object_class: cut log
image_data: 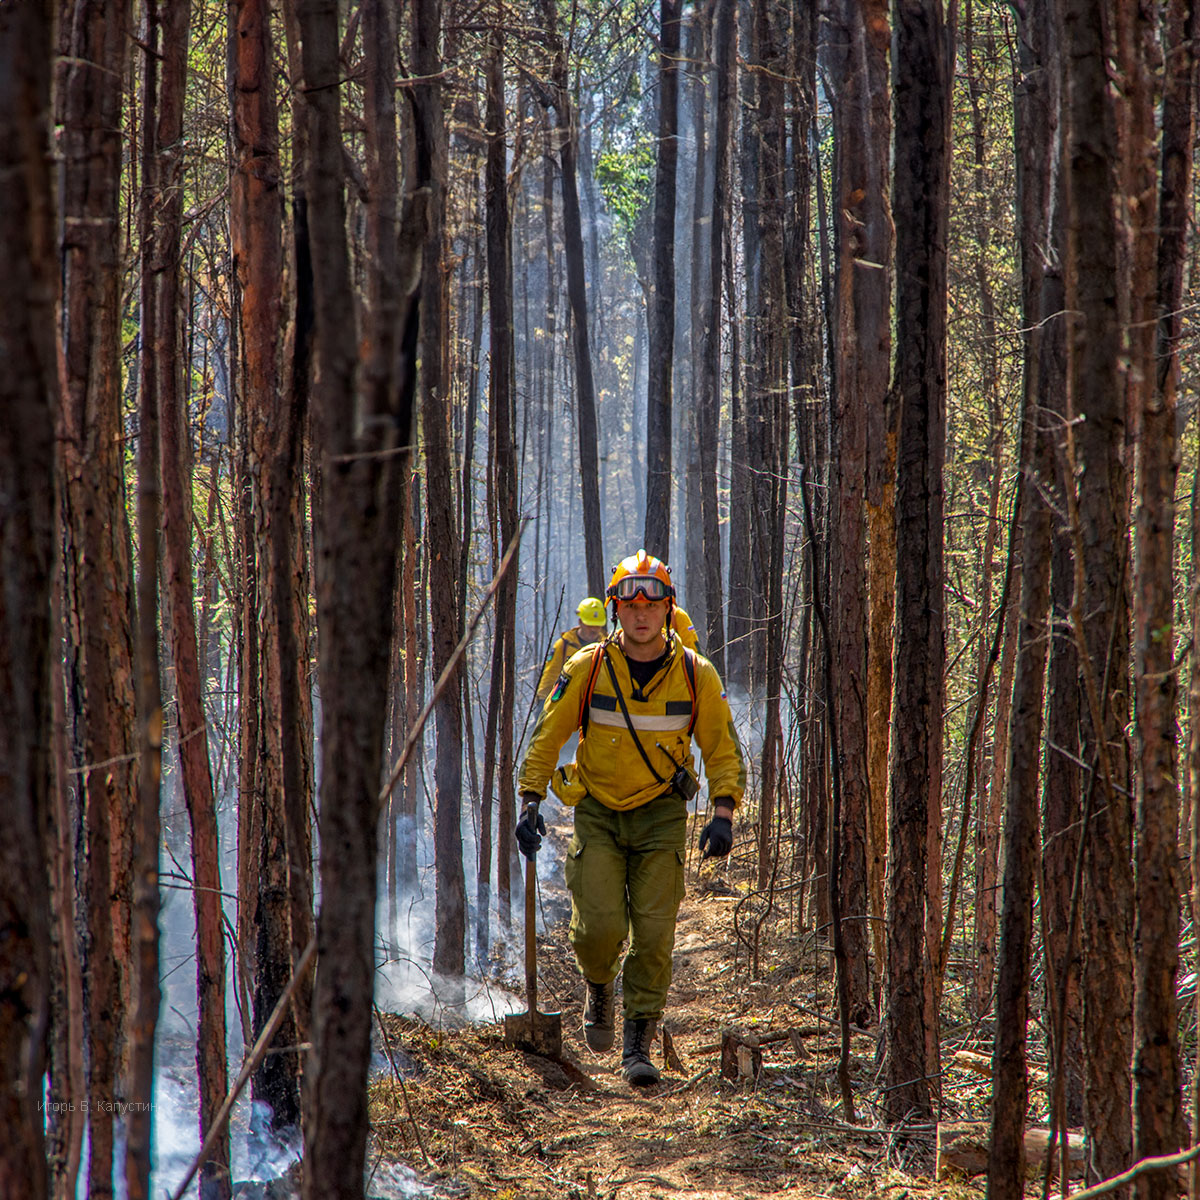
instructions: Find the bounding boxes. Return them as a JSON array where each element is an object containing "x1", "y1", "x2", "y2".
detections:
[
  {"x1": 951, "y1": 1050, "x2": 993, "y2": 1077},
  {"x1": 935, "y1": 1122, "x2": 1086, "y2": 1180}
]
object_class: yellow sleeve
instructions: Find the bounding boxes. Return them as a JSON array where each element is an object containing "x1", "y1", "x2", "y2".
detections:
[
  {"x1": 691, "y1": 656, "x2": 745, "y2": 806},
  {"x1": 519, "y1": 648, "x2": 598, "y2": 798},
  {"x1": 672, "y1": 605, "x2": 699, "y2": 652},
  {"x1": 535, "y1": 636, "x2": 568, "y2": 700}
]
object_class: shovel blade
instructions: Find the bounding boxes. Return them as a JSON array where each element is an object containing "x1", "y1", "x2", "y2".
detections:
[{"x1": 504, "y1": 1009, "x2": 563, "y2": 1058}]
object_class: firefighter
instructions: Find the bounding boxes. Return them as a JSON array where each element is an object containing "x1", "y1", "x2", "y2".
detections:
[
  {"x1": 535, "y1": 596, "x2": 607, "y2": 700},
  {"x1": 516, "y1": 550, "x2": 745, "y2": 1086}
]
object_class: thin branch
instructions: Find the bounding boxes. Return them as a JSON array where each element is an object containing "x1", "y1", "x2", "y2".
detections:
[
  {"x1": 168, "y1": 937, "x2": 317, "y2": 1200},
  {"x1": 1066, "y1": 1143, "x2": 1200, "y2": 1200},
  {"x1": 372, "y1": 1004, "x2": 433, "y2": 1167},
  {"x1": 377, "y1": 521, "x2": 525, "y2": 817}
]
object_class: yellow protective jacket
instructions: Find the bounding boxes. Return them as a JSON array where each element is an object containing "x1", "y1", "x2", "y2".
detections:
[
  {"x1": 519, "y1": 633, "x2": 745, "y2": 812},
  {"x1": 536, "y1": 627, "x2": 588, "y2": 700}
]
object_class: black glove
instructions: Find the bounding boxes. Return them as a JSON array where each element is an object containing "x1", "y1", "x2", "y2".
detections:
[
  {"x1": 698, "y1": 815, "x2": 733, "y2": 860},
  {"x1": 515, "y1": 800, "x2": 547, "y2": 860}
]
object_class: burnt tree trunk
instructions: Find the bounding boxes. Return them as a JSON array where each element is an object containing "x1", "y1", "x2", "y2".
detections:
[
  {"x1": 290, "y1": 0, "x2": 419, "y2": 1186},
  {"x1": 858, "y1": 9, "x2": 894, "y2": 987},
  {"x1": 1061, "y1": 0, "x2": 1134, "y2": 1178},
  {"x1": 1039, "y1": 34, "x2": 1082, "y2": 1120},
  {"x1": 684, "y1": 7, "x2": 710, "y2": 639},
  {"x1": 746, "y1": 0, "x2": 787, "y2": 878},
  {"x1": 153, "y1": 0, "x2": 230, "y2": 1190},
  {"x1": 822, "y1": 0, "x2": 890, "y2": 1028},
  {"x1": 725, "y1": 5, "x2": 751, "y2": 691},
  {"x1": 57, "y1": 0, "x2": 136, "y2": 1187},
  {"x1": 128, "y1": 11, "x2": 166, "y2": 1194},
  {"x1": 365, "y1": 0, "x2": 402, "y2": 946},
  {"x1": 411, "y1": 0, "x2": 466, "y2": 980},
  {"x1": 543, "y1": 0, "x2": 605, "y2": 597},
  {"x1": 988, "y1": 1, "x2": 1060, "y2": 1190},
  {"x1": 0, "y1": 1, "x2": 56, "y2": 1190},
  {"x1": 644, "y1": 0, "x2": 680, "y2": 559},
  {"x1": 231, "y1": 0, "x2": 303, "y2": 1130},
  {"x1": 883, "y1": 0, "x2": 950, "y2": 1124},
  {"x1": 1131, "y1": 0, "x2": 1194, "y2": 1182},
  {"x1": 487, "y1": 30, "x2": 521, "y2": 947},
  {"x1": 696, "y1": 0, "x2": 732, "y2": 677}
]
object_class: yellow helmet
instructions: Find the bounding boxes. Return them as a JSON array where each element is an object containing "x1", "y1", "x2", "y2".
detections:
[
  {"x1": 606, "y1": 550, "x2": 675, "y2": 606},
  {"x1": 576, "y1": 596, "x2": 607, "y2": 627}
]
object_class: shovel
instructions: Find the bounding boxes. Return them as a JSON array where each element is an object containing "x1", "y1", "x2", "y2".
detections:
[{"x1": 503, "y1": 848, "x2": 562, "y2": 1057}]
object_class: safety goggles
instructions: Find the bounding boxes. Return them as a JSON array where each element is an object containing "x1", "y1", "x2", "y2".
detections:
[{"x1": 612, "y1": 574, "x2": 670, "y2": 602}]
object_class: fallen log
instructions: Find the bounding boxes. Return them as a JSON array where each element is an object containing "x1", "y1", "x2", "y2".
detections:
[
  {"x1": 949, "y1": 1049, "x2": 1048, "y2": 1085},
  {"x1": 696, "y1": 1024, "x2": 876, "y2": 1056},
  {"x1": 935, "y1": 1122, "x2": 1086, "y2": 1180}
]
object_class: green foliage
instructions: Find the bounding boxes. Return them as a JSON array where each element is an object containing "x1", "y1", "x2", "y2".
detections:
[{"x1": 594, "y1": 134, "x2": 654, "y2": 249}]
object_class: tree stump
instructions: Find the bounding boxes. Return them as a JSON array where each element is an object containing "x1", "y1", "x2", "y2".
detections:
[{"x1": 720, "y1": 1029, "x2": 762, "y2": 1081}]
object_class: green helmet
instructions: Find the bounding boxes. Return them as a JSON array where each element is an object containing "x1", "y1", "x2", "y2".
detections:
[{"x1": 577, "y1": 596, "x2": 607, "y2": 627}]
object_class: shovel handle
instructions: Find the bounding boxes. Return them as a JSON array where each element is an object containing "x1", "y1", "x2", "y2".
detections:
[{"x1": 525, "y1": 854, "x2": 537, "y2": 1011}]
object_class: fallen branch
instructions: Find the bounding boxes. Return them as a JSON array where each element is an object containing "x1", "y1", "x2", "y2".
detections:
[
  {"x1": 692, "y1": 1024, "x2": 876, "y2": 1055},
  {"x1": 373, "y1": 1004, "x2": 432, "y2": 1167},
  {"x1": 1066, "y1": 1143, "x2": 1200, "y2": 1200}
]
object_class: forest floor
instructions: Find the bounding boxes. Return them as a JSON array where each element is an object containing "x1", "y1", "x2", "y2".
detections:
[{"x1": 364, "y1": 809, "x2": 1005, "y2": 1200}]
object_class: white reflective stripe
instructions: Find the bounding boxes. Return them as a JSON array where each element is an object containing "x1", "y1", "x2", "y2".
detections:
[{"x1": 588, "y1": 708, "x2": 690, "y2": 732}]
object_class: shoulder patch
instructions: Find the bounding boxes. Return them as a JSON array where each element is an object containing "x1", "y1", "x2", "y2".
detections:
[{"x1": 550, "y1": 672, "x2": 571, "y2": 702}]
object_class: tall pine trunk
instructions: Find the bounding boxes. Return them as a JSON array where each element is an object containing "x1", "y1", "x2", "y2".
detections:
[
  {"x1": 1061, "y1": 0, "x2": 1134, "y2": 1177},
  {"x1": 821, "y1": 0, "x2": 889, "y2": 1026},
  {"x1": 58, "y1": 0, "x2": 136, "y2": 1187},
  {"x1": 883, "y1": 0, "x2": 950, "y2": 1123},
  {"x1": 411, "y1": 0, "x2": 466, "y2": 980},
  {"x1": 0, "y1": 0, "x2": 56, "y2": 1190},
  {"x1": 987, "y1": 2, "x2": 1061, "y2": 1188},
  {"x1": 1132, "y1": 0, "x2": 1193, "y2": 1180},
  {"x1": 151, "y1": 0, "x2": 230, "y2": 1189},
  {"x1": 231, "y1": 0, "x2": 304, "y2": 1129},
  {"x1": 129, "y1": 12, "x2": 166, "y2": 1193},
  {"x1": 644, "y1": 0, "x2": 680, "y2": 558},
  {"x1": 291, "y1": 0, "x2": 418, "y2": 1185},
  {"x1": 696, "y1": 0, "x2": 732, "y2": 677}
]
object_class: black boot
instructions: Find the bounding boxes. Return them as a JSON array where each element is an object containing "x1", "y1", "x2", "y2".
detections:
[
  {"x1": 583, "y1": 979, "x2": 615, "y2": 1051},
  {"x1": 621, "y1": 1018, "x2": 660, "y2": 1086}
]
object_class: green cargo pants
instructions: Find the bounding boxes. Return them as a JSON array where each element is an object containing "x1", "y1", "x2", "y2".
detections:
[{"x1": 564, "y1": 791, "x2": 687, "y2": 1022}]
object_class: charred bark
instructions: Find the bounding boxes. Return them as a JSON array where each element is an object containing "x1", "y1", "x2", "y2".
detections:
[
  {"x1": 543, "y1": 2, "x2": 605, "y2": 598},
  {"x1": 289, "y1": 0, "x2": 419, "y2": 1186},
  {"x1": 409, "y1": 0, "x2": 466, "y2": 981},
  {"x1": 148, "y1": 0, "x2": 230, "y2": 1191},
  {"x1": 988, "y1": 3, "x2": 1060, "y2": 1190},
  {"x1": 0, "y1": 1, "x2": 56, "y2": 1190},
  {"x1": 57, "y1": 0, "x2": 136, "y2": 1186},
  {"x1": 128, "y1": 11, "x2": 166, "y2": 1193},
  {"x1": 1131, "y1": 0, "x2": 1194, "y2": 1184},
  {"x1": 696, "y1": 0, "x2": 732, "y2": 677},
  {"x1": 644, "y1": 0, "x2": 681, "y2": 559},
  {"x1": 1061, "y1": 0, "x2": 1134, "y2": 1178},
  {"x1": 882, "y1": 0, "x2": 950, "y2": 1124},
  {"x1": 821, "y1": 0, "x2": 889, "y2": 1027},
  {"x1": 231, "y1": 0, "x2": 303, "y2": 1130}
]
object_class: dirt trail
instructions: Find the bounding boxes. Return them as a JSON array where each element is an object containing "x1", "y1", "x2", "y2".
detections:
[{"x1": 371, "y1": 813, "x2": 986, "y2": 1200}]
